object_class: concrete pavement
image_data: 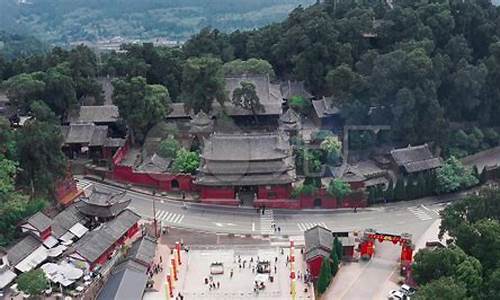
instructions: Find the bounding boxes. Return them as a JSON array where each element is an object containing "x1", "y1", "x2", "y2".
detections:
[{"x1": 77, "y1": 179, "x2": 447, "y2": 242}]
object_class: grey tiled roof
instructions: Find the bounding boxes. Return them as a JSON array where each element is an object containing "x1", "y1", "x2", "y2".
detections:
[
  {"x1": 201, "y1": 160, "x2": 291, "y2": 175},
  {"x1": 26, "y1": 212, "x2": 52, "y2": 232},
  {"x1": 128, "y1": 236, "x2": 157, "y2": 266},
  {"x1": 304, "y1": 225, "x2": 333, "y2": 257},
  {"x1": 220, "y1": 75, "x2": 283, "y2": 116},
  {"x1": 136, "y1": 154, "x2": 171, "y2": 173},
  {"x1": 280, "y1": 80, "x2": 313, "y2": 99},
  {"x1": 312, "y1": 97, "x2": 340, "y2": 119},
  {"x1": 201, "y1": 133, "x2": 290, "y2": 161},
  {"x1": 197, "y1": 132, "x2": 295, "y2": 186},
  {"x1": 304, "y1": 247, "x2": 330, "y2": 262},
  {"x1": 82, "y1": 188, "x2": 128, "y2": 206},
  {"x1": 62, "y1": 124, "x2": 109, "y2": 146},
  {"x1": 89, "y1": 126, "x2": 109, "y2": 146},
  {"x1": 69, "y1": 105, "x2": 119, "y2": 124},
  {"x1": 104, "y1": 138, "x2": 126, "y2": 148},
  {"x1": 51, "y1": 204, "x2": 87, "y2": 238},
  {"x1": 280, "y1": 108, "x2": 300, "y2": 124},
  {"x1": 73, "y1": 209, "x2": 140, "y2": 262},
  {"x1": 390, "y1": 144, "x2": 442, "y2": 173},
  {"x1": 97, "y1": 260, "x2": 148, "y2": 300},
  {"x1": 7, "y1": 235, "x2": 42, "y2": 266},
  {"x1": 196, "y1": 173, "x2": 295, "y2": 186}
]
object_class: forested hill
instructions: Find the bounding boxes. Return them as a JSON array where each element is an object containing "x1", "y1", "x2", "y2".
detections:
[
  {"x1": 1, "y1": 0, "x2": 315, "y2": 44},
  {"x1": 184, "y1": 0, "x2": 500, "y2": 148}
]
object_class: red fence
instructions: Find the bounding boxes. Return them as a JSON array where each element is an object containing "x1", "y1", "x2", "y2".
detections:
[
  {"x1": 298, "y1": 189, "x2": 367, "y2": 209},
  {"x1": 111, "y1": 140, "x2": 193, "y2": 192}
]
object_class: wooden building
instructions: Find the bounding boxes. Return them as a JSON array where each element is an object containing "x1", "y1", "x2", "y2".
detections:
[
  {"x1": 195, "y1": 132, "x2": 295, "y2": 206},
  {"x1": 390, "y1": 144, "x2": 442, "y2": 175}
]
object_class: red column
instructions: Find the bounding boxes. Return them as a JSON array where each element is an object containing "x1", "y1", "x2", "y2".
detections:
[
  {"x1": 167, "y1": 274, "x2": 173, "y2": 297},
  {"x1": 171, "y1": 258, "x2": 178, "y2": 281},
  {"x1": 176, "y1": 242, "x2": 182, "y2": 265}
]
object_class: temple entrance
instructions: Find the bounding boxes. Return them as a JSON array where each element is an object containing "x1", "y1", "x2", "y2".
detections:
[
  {"x1": 171, "y1": 179, "x2": 179, "y2": 190},
  {"x1": 313, "y1": 198, "x2": 322, "y2": 208},
  {"x1": 237, "y1": 186, "x2": 257, "y2": 206},
  {"x1": 358, "y1": 229, "x2": 414, "y2": 276}
]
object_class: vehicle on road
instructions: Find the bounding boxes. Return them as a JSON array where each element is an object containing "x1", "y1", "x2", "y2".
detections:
[
  {"x1": 388, "y1": 289, "x2": 410, "y2": 300},
  {"x1": 400, "y1": 284, "x2": 416, "y2": 295}
]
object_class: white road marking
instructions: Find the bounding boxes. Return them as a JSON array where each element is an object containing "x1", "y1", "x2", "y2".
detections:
[
  {"x1": 297, "y1": 222, "x2": 329, "y2": 232},
  {"x1": 408, "y1": 206, "x2": 432, "y2": 221},
  {"x1": 252, "y1": 222, "x2": 255, "y2": 232},
  {"x1": 155, "y1": 210, "x2": 184, "y2": 224}
]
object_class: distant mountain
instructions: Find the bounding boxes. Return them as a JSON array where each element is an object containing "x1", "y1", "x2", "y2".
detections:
[
  {"x1": 1, "y1": 0, "x2": 316, "y2": 45},
  {"x1": 0, "y1": 31, "x2": 47, "y2": 60}
]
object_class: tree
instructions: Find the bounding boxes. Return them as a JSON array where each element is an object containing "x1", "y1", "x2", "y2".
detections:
[
  {"x1": 41, "y1": 66, "x2": 78, "y2": 118},
  {"x1": 222, "y1": 58, "x2": 275, "y2": 78},
  {"x1": 327, "y1": 179, "x2": 352, "y2": 200},
  {"x1": 112, "y1": 76, "x2": 171, "y2": 143},
  {"x1": 231, "y1": 81, "x2": 264, "y2": 119},
  {"x1": 0, "y1": 196, "x2": 47, "y2": 246},
  {"x1": 15, "y1": 120, "x2": 67, "y2": 196},
  {"x1": 413, "y1": 277, "x2": 467, "y2": 300},
  {"x1": 334, "y1": 236, "x2": 343, "y2": 261},
  {"x1": 435, "y1": 156, "x2": 479, "y2": 194},
  {"x1": 288, "y1": 96, "x2": 311, "y2": 115},
  {"x1": 180, "y1": 56, "x2": 227, "y2": 113},
  {"x1": 29, "y1": 100, "x2": 58, "y2": 124},
  {"x1": 295, "y1": 148, "x2": 322, "y2": 176},
  {"x1": 317, "y1": 256, "x2": 332, "y2": 294},
  {"x1": 171, "y1": 148, "x2": 200, "y2": 174},
  {"x1": 0, "y1": 157, "x2": 17, "y2": 201},
  {"x1": 320, "y1": 136, "x2": 342, "y2": 165},
  {"x1": 394, "y1": 178, "x2": 407, "y2": 201},
  {"x1": 330, "y1": 250, "x2": 339, "y2": 276},
  {"x1": 3, "y1": 73, "x2": 45, "y2": 112},
  {"x1": 17, "y1": 269, "x2": 48, "y2": 296},
  {"x1": 158, "y1": 138, "x2": 180, "y2": 159}
]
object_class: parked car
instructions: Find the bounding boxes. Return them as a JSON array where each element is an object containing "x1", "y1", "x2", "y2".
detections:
[
  {"x1": 400, "y1": 284, "x2": 416, "y2": 296},
  {"x1": 388, "y1": 289, "x2": 409, "y2": 300}
]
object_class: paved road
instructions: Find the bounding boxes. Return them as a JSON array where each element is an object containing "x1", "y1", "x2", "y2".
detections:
[{"x1": 77, "y1": 179, "x2": 449, "y2": 241}]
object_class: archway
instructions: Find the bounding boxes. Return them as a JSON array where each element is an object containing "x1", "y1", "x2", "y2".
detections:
[
  {"x1": 171, "y1": 179, "x2": 180, "y2": 190},
  {"x1": 313, "y1": 198, "x2": 322, "y2": 208},
  {"x1": 358, "y1": 229, "x2": 414, "y2": 275}
]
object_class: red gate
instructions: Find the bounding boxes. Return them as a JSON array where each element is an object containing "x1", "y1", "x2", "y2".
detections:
[{"x1": 359, "y1": 229, "x2": 414, "y2": 275}]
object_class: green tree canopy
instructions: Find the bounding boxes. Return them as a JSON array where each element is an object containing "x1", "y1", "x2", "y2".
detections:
[
  {"x1": 317, "y1": 256, "x2": 332, "y2": 294},
  {"x1": 15, "y1": 119, "x2": 67, "y2": 196},
  {"x1": 413, "y1": 277, "x2": 467, "y2": 300},
  {"x1": 180, "y1": 56, "x2": 227, "y2": 113},
  {"x1": 320, "y1": 135, "x2": 342, "y2": 165},
  {"x1": 222, "y1": 58, "x2": 275, "y2": 77},
  {"x1": 172, "y1": 148, "x2": 200, "y2": 174},
  {"x1": 435, "y1": 156, "x2": 479, "y2": 194},
  {"x1": 231, "y1": 81, "x2": 264, "y2": 117},
  {"x1": 112, "y1": 76, "x2": 171, "y2": 143},
  {"x1": 3, "y1": 73, "x2": 45, "y2": 112},
  {"x1": 17, "y1": 269, "x2": 49, "y2": 296},
  {"x1": 0, "y1": 157, "x2": 17, "y2": 201},
  {"x1": 158, "y1": 138, "x2": 180, "y2": 159},
  {"x1": 327, "y1": 179, "x2": 352, "y2": 200}
]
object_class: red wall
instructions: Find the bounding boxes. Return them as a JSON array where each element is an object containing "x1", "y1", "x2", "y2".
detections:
[
  {"x1": 298, "y1": 189, "x2": 367, "y2": 209},
  {"x1": 254, "y1": 199, "x2": 301, "y2": 209},
  {"x1": 257, "y1": 184, "x2": 291, "y2": 199},
  {"x1": 111, "y1": 140, "x2": 193, "y2": 192},
  {"x1": 307, "y1": 256, "x2": 324, "y2": 279},
  {"x1": 200, "y1": 186, "x2": 235, "y2": 199},
  {"x1": 112, "y1": 164, "x2": 193, "y2": 191}
]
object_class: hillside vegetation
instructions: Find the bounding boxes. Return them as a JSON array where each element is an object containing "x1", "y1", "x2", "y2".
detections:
[{"x1": 2, "y1": 0, "x2": 315, "y2": 44}]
